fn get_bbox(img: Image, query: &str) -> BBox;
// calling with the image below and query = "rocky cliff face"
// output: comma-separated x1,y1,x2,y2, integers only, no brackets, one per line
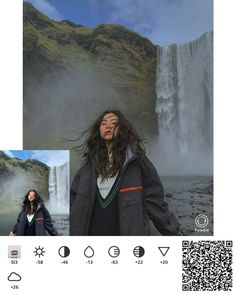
23,2,157,149
0,151,49,213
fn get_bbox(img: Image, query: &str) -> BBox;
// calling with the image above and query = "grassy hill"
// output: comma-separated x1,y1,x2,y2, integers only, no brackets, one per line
23,2,158,150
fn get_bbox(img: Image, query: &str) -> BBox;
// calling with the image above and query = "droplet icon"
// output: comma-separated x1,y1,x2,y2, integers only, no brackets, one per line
84,246,94,258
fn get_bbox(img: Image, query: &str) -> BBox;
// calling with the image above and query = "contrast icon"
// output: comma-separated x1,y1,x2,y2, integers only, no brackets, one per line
33,246,45,258
84,246,94,258
133,246,145,258
158,247,170,257
58,246,70,258
8,272,21,282
108,246,120,258
195,214,209,228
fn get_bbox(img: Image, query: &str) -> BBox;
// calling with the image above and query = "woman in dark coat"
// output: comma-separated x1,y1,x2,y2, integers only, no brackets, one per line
9,190,58,236
70,110,180,236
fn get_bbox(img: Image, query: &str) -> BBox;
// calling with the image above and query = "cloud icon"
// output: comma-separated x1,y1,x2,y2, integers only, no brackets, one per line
8,272,21,281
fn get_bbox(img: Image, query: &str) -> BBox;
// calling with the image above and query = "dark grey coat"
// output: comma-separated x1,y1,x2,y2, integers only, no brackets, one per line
13,205,58,236
70,153,180,236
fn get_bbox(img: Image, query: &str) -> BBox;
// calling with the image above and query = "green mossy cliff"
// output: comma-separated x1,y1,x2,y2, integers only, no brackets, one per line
23,2,158,149
0,151,49,213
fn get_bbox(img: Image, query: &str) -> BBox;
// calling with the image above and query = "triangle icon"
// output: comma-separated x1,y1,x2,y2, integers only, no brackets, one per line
158,247,170,257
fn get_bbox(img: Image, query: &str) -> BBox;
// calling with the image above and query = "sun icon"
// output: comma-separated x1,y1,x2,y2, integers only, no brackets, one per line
33,246,45,258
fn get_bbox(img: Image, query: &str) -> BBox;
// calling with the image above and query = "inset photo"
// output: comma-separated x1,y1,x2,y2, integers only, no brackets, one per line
0,150,69,236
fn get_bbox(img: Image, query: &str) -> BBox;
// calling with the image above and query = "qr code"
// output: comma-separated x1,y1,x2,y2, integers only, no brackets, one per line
182,240,233,291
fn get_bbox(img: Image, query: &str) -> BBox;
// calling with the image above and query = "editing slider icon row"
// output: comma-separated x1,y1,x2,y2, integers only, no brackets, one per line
8,245,170,259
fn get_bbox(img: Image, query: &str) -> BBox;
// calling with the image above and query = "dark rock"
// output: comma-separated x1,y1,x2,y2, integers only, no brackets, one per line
165,192,173,198
61,20,84,28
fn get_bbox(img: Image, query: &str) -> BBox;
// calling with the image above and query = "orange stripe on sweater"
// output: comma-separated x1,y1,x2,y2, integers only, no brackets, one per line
120,186,143,193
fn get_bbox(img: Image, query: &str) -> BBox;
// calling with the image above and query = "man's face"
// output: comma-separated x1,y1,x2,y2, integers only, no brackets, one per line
100,113,119,141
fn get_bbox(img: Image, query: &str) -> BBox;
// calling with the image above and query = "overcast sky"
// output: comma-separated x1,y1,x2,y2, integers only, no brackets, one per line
25,0,213,45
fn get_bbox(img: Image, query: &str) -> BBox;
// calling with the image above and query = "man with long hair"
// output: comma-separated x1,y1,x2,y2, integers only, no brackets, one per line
70,110,180,235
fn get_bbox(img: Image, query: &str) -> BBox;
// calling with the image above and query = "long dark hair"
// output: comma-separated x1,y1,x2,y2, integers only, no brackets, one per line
73,110,145,179
22,190,44,214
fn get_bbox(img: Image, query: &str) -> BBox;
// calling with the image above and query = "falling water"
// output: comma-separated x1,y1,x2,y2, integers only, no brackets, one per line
154,32,213,175
47,162,69,214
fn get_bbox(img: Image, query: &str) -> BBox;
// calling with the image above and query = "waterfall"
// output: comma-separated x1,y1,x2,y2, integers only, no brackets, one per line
47,162,69,214
155,32,213,175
